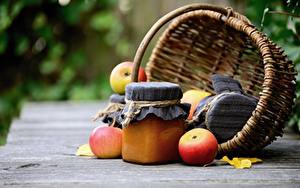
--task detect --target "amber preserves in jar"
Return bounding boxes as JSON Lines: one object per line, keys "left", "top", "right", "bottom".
{"left": 121, "top": 82, "right": 190, "bottom": 164}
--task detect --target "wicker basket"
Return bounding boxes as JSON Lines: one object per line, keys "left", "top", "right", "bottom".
{"left": 130, "top": 4, "right": 296, "bottom": 156}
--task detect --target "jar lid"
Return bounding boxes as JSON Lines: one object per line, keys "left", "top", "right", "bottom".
{"left": 125, "top": 82, "right": 183, "bottom": 101}
{"left": 109, "top": 94, "right": 125, "bottom": 104}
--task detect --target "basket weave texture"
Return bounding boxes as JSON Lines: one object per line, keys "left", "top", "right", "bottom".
{"left": 131, "top": 4, "right": 296, "bottom": 156}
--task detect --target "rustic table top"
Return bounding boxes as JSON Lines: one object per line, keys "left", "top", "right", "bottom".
{"left": 0, "top": 101, "right": 299, "bottom": 188}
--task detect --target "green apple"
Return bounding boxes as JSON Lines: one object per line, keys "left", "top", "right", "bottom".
{"left": 110, "top": 61, "right": 147, "bottom": 94}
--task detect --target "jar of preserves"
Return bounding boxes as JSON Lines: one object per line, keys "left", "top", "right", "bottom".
{"left": 121, "top": 82, "right": 190, "bottom": 164}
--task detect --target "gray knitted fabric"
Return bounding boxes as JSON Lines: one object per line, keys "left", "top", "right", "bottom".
{"left": 212, "top": 74, "right": 243, "bottom": 94}
{"left": 205, "top": 93, "right": 257, "bottom": 142}
{"left": 193, "top": 75, "right": 258, "bottom": 143}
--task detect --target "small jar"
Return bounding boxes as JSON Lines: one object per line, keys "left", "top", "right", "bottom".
{"left": 93, "top": 94, "right": 125, "bottom": 128}
{"left": 121, "top": 82, "right": 190, "bottom": 164}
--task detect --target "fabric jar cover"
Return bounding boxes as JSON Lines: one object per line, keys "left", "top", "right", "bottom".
{"left": 120, "top": 82, "right": 190, "bottom": 126}
{"left": 109, "top": 94, "right": 125, "bottom": 104}
{"left": 100, "top": 94, "right": 125, "bottom": 128}
{"left": 192, "top": 74, "right": 258, "bottom": 143}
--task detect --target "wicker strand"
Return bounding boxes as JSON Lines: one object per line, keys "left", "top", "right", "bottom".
{"left": 122, "top": 99, "right": 180, "bottom": 128}
{"left": 225, "top": 7, "right": 233, "bottom": 19}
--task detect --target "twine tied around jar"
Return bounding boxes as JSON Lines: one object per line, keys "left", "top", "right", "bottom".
{"left": 122, "top": 99, "right": 180, "bottom": 128}
{"left": 93, "top": 102, "right": 125, "bottom": 121}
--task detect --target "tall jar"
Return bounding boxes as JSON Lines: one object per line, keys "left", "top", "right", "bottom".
{"left": 121, "top": 82, "right": 190, "bottom": 164}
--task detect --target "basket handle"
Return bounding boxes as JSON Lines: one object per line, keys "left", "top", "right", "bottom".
{"left": 131, "top": 4, "right": 236, "bottom": 82}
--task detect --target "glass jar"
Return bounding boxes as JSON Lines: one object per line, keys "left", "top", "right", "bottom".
{"left": 121, "top": 82, "right": 190, "bottom": 164}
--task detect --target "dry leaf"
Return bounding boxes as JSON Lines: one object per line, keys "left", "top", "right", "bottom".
{"left": 232, "top": 158, "right": 251, "bottom": 169}
{"left": 239, "top": 159, "right": 252, "bottom": 169}
{"left": 222, "top": 156, "right": 234, "bottom": 165}
{"left": 76, "top": 144, "right": 95, "bottom": 157}
{"left": 239, "top": 157, "right": 262, "bottom": 163}
{"left": 221, "top": 156, "right": 262, "bottom": 169}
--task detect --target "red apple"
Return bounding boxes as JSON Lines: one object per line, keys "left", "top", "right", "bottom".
{"left": 110, "top": 61, "right": 147, "bottom": 94}
{"left": 89, "top": 126, "right": 122, "bottom": 158}
{"left": 178, "top": 128, "right": 218, "bottom": 166}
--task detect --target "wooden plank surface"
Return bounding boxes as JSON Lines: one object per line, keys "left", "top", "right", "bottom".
{"left": 0, "top": 101, "right": 300, "bottom": 187}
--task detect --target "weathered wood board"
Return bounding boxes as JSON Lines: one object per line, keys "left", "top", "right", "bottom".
{"left": 0, "top": 101, "right": 299, "bottom": 187}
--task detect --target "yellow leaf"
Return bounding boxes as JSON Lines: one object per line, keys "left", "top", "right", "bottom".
{"left": 232, "top": 157, "right": 241, "bottom": 168}
{"left": 239, "top": 157, "right": 262, "bottom": 164}
{"left": 222, "top": 156, "right": 234, "bottom": 165}
{"left": 76, "top": 144, "right": 95, "bottom": 157}
{"left": 221, "top": 156, "right": 262, "bottom": 169}
{"left": 240, "top": 159, "right": 252, "bottom": 169}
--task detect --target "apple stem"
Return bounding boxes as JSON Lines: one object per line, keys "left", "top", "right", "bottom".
{"left": 192, "top": 136, "right": 197, "bottom": 139}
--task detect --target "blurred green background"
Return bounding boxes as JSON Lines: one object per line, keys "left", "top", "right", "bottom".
{"left": 0, "top": 0, "right": 299, "bottom": 145}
